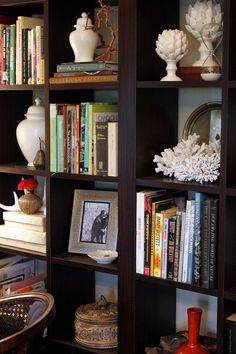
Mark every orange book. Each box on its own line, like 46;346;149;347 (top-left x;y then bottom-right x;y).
49;74;118;84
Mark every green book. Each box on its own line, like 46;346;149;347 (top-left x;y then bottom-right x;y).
56;60;118;73
50;103;57;172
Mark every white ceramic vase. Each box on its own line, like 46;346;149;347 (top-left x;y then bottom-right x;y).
16;98;45;167
69;12;99;62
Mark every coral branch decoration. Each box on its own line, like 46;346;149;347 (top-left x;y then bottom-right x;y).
95;0;118;61
153;134;220;183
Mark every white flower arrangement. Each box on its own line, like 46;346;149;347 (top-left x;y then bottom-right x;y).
153;133;220;184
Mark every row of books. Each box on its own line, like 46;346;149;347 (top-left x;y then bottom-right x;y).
0;210;46;254
0;14;44;85
50;102;118;176
0;255;46;296
136;190;218;289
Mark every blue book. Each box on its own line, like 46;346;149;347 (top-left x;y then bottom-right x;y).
187;200;195;284
193;192;207;285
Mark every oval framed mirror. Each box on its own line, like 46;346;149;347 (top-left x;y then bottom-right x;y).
182;102;221;145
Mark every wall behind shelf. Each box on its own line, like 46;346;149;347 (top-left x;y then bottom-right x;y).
176;289;217;336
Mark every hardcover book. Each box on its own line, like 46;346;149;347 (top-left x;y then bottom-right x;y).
0;224;46;244
56;60;118;72
49;74;118;84
3;211;46;226
0;236;46;254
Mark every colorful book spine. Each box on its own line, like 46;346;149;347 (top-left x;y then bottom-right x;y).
167;216;176;280
201;198;211;288
173;211;182;282
182;200;195;283
56;104;66;172
209;198;219;289
187;200;196;284
193;192;207;285
50;103;57;172
9;24;16;84
177;211;186;282
79;102;86;173
56;61;118;72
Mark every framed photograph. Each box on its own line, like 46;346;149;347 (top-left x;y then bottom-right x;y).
68;189;118;254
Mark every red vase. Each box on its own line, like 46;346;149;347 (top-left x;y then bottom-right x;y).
176;308;210;354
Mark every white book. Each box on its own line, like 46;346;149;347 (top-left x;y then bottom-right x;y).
182;200;195;283
5;220;46;232
108;121;118;177
3;211;46;226
178;211;186;282
0;236;46;254
0;225;46;245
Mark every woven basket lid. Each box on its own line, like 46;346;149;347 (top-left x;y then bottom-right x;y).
75;295;117;324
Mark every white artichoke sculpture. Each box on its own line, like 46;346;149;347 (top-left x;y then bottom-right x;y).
155;29;188;81
185;0;223;67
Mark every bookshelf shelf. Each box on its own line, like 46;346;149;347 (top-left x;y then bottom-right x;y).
49;82;118;91
136;176;221;194
136;274;220;297
136;81;224;89
0;163;46;176
51;253;118;275
0;245;47;260
0;84;44;91
50;172;118;183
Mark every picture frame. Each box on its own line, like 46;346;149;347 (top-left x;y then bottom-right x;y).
68;189;118;254
182;102;221;145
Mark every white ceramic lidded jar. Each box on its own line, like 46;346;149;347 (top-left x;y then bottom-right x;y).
69;12;99;62
16;98;45;167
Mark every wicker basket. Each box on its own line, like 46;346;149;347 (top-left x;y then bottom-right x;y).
74;295;118;349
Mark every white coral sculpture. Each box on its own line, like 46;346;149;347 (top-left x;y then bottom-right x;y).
153;133;220;184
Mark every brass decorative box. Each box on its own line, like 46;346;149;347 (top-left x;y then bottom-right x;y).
74;295;118;349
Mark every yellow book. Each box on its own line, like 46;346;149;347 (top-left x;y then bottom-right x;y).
49;74;118;84
153;207;177;278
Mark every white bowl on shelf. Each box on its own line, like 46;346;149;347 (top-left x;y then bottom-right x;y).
87;250;118;264
200;72;221;81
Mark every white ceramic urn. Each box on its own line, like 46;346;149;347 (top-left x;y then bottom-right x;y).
69;12;99;62
16;98;45;166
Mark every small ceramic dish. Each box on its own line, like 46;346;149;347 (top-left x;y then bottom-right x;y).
87;250;118;264
200;72;221;81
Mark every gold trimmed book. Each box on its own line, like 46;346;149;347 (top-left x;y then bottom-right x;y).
49;74;118;84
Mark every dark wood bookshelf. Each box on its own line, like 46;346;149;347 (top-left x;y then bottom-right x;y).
0;0;235;353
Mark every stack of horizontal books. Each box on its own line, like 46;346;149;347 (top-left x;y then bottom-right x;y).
49;60;118;84
0;211;46;254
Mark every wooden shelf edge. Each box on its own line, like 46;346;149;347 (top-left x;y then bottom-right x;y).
136;176;220;194
0;163;46;176
136;274;219;297
51;253;118;274
0;84;44;90
0;245;47;260
50;336;118;354
50;172;118;183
